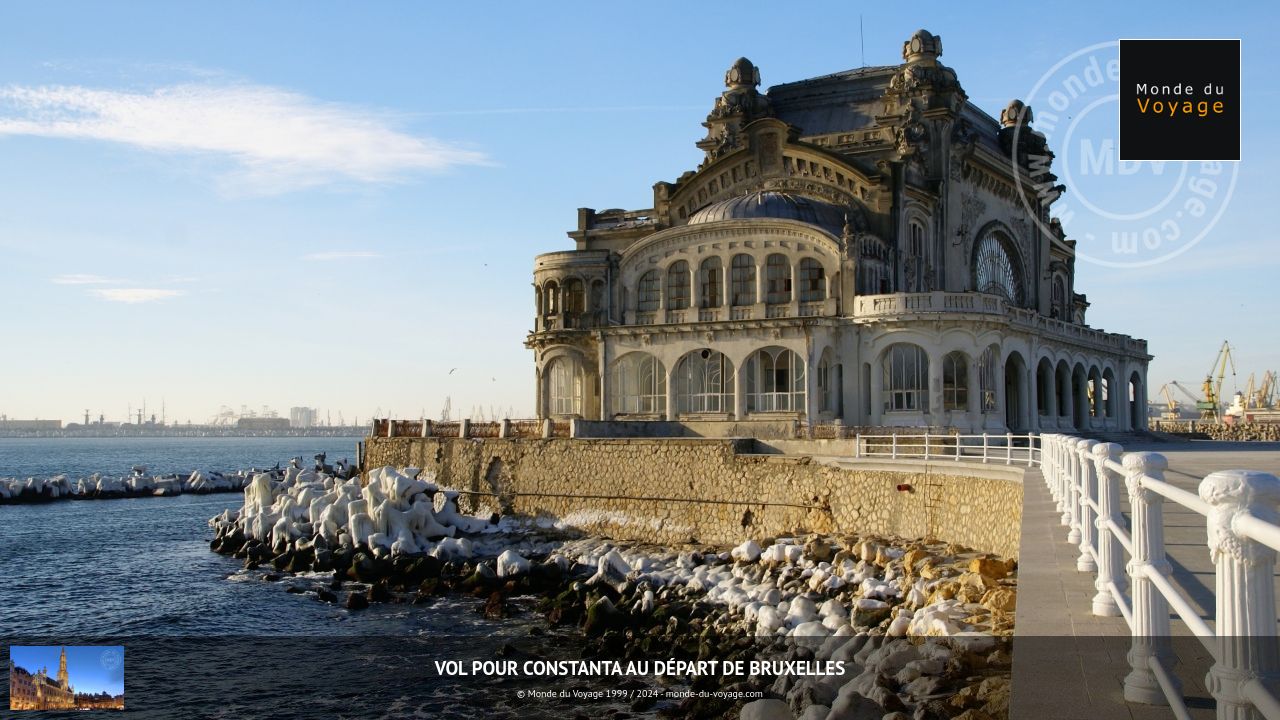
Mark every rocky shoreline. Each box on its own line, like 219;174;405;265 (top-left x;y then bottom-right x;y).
208;465;1016;720
0;469;251;504
0;456;355;505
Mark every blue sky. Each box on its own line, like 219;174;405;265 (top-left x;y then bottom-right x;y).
9;645;124;695
1;1;1276;424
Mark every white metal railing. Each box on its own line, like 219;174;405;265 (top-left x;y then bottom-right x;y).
853;430;1280;718
1040;433;1280;720
851;431;1040;466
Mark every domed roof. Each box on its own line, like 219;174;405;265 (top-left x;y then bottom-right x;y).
686;191;847;235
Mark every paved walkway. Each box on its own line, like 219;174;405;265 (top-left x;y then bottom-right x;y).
1012;440;1280;719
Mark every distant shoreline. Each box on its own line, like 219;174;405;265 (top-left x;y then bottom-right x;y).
0;428;371;439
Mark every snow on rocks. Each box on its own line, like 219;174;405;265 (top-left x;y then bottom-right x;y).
496;549;530;578
731;539;762;563
531;532;1016;720
0;466;267;504
210;465;497;564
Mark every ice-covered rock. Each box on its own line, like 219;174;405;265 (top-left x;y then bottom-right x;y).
731;539;762;563
496;549;531;578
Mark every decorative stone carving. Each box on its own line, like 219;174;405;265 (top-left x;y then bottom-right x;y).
895;119;929;157
886;29;964;114
998;99;1055;177
903;29;943;62
1200;470;1280;565
1000;99;1033;128
698;57;774;165
959;190;986;236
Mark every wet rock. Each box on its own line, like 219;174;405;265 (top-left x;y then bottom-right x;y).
368;579;391;603
316;588;337;603
482;591;509;620
344;592;369;610
583;597;626;638
349;551;381;583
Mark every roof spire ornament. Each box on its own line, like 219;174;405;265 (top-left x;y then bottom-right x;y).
1000;99;1033;128
903;29;942;65
697;57;773;166
725;57;761;91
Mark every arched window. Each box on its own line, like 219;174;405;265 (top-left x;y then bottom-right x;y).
666;261;690;310
731;254;756;306
675;349;734;414
1102;370;1114;418
765;254;791;304
547;357;583;416
978;346;999;413
882;344;928;412
611;353;666;415
535;286;543;316
818;348;841;414
564;278;585;315
905;220;926;292
544;280;559;315
637;270;661;311
858;235;892;295
798;258;825;302
744;347;805;412
699;257;723;308
942;351;968;411
1051;276;1067;319
973;229;1025;305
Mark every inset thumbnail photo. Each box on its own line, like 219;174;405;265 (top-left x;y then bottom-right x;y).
8;645;124;710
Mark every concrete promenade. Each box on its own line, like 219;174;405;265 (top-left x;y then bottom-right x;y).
1012;440;1280;719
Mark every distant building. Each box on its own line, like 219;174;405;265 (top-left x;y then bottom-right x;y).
289;406;317;428
75;691;125;710
236;417;291;431
526;30;1149;433
0;419;62;431
9;647;74;710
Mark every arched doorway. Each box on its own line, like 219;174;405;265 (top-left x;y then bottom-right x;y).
1004;352;1027;431
1072;364;1088;430
1129;371;1144;430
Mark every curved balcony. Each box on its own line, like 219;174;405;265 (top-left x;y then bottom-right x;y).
853;292;1148;357
853;291;1006;318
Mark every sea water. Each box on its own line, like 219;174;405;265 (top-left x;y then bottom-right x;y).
0;437;615;719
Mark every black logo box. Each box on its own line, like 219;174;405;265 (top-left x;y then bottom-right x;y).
1119;39;1240;161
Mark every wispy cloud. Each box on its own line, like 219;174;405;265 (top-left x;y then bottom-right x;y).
303;250;382;261
52;273;115;285
0;83;489;194
89;288;183;304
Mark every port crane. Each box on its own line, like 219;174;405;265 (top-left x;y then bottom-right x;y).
1197;341;1236;421
1244;371;1277;410
1160;382;1203;420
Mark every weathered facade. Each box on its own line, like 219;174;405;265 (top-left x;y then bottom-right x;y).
527;30;1149;434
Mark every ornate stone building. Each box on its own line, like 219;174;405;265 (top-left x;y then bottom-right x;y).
8;647;75;710
527;30;1149;433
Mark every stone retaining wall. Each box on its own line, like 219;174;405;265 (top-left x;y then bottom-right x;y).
364;437;1025;559
1154;420;1280;442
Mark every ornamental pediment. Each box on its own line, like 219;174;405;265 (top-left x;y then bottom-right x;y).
663;119;882;225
